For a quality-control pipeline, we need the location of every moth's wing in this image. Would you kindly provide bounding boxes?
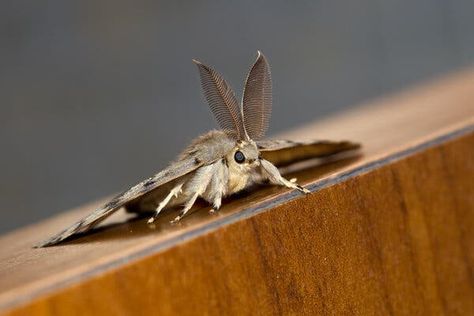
[36,157,204,247]
[242,51,272,140]
[257,139,361,167]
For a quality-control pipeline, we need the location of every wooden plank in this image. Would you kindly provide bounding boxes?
[0,68,473,315]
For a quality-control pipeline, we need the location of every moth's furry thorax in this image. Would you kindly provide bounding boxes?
[179,130,261,195]
[178,130,235,163]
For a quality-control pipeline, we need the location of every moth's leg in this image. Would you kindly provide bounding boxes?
[147,183,183,224]
[260,159,310,194]
[204,159,227,214]
[171,163,217,223]
[170,192,199,224]
[208,193,222,214]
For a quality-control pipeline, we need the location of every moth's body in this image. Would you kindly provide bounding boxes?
[129,130,301,222]
[37,51,359,247]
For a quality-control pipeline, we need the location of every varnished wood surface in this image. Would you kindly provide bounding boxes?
[1,68,473,315]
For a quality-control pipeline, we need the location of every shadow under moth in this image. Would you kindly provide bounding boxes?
[37,51,360,247]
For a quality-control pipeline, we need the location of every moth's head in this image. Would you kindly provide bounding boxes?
[226,139,260,168]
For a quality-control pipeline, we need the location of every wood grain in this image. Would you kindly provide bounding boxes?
[0,68,473,315]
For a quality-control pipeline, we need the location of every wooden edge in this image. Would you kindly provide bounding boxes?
[1,123,472,313]
[0,67,473,313]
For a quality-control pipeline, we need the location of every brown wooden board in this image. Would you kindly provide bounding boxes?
[0,68,473,315]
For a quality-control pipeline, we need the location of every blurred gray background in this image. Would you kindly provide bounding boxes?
[1,1,473,233]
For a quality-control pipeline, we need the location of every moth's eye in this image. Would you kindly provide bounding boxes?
[234,150,245,164]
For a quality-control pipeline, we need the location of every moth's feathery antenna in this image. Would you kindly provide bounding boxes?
[193,59,248,140]
[242,51,272,140]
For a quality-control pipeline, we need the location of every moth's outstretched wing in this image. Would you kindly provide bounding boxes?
[257,139,360,167]
[36,157,205,247]
[242,51,272,140]
[193,59,247,140]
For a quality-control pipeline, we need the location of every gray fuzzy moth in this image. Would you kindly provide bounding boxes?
[37,51,359,247]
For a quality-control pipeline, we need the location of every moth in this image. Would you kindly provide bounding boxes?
[37,51,359,247]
